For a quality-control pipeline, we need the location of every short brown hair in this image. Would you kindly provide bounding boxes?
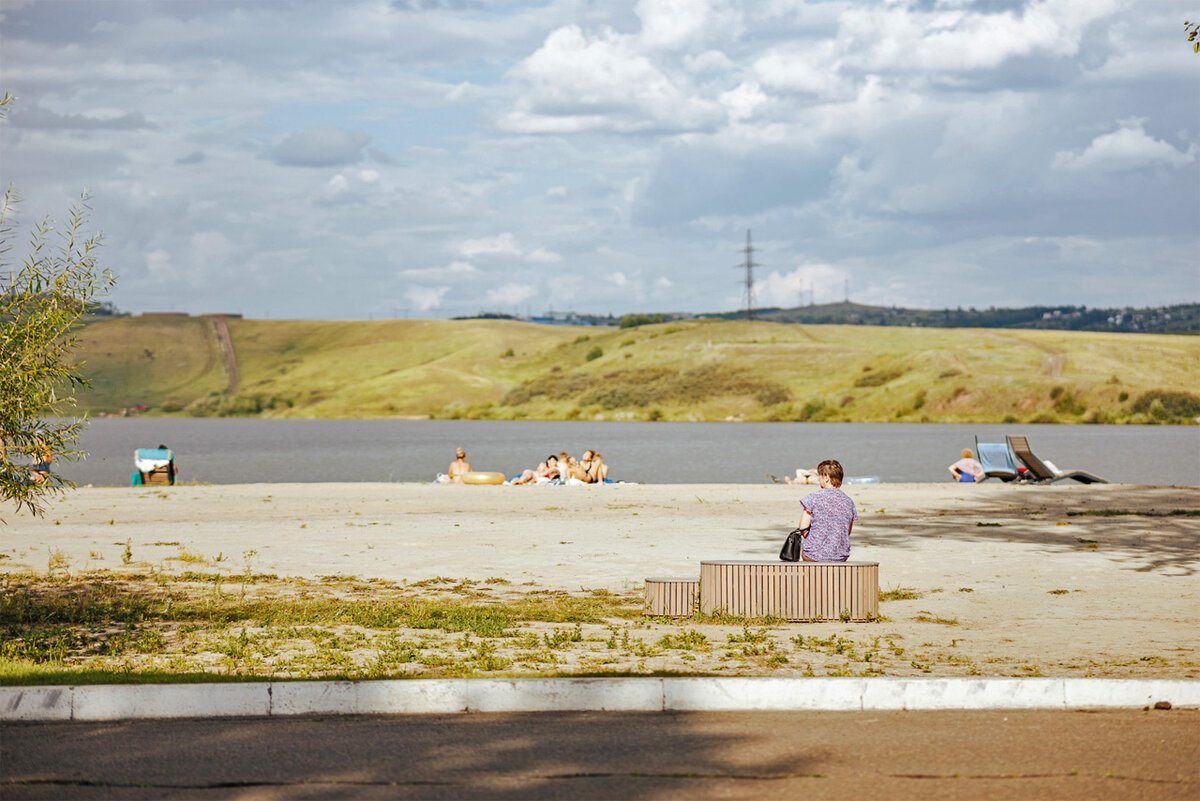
[817,459,844,487]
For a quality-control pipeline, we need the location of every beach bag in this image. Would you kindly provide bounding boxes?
[779,527,808,562]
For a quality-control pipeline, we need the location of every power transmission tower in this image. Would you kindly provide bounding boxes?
[735,229,758,320]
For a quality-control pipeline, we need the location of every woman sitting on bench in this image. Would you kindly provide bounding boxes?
[796,459,858,562]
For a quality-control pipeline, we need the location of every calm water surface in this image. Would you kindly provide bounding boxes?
[54,419,1200,487]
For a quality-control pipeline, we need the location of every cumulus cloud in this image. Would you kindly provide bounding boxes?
[498,23,720,133]
[527,248,561,264]
[1052,118,1195,173]
[486,283,537,306]
[457,233,560,263]
[635,0,715,49]
[144,249,176,284]
[318,168,383,204]
[270,128,371,167]
[753,42,849,99]
[756,264,843,308]
[837,0,1117,73]
[718,81,768,122]
[399,260,477,280]
[405,285,450,312]
[458,233,522,258]
[7,105,155,130]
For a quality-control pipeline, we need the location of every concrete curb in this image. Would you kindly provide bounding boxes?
[3,678,1196,721]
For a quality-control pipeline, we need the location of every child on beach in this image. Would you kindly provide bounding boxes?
[797,459,857,562]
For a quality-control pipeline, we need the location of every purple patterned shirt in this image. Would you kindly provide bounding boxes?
[800,487,858,562]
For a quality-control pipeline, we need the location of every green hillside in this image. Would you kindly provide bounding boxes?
[71,316,1200,424]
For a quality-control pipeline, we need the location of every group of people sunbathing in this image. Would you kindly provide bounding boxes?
[444,447,610,485]
[511,450,610,485]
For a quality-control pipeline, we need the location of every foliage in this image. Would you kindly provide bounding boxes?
[0,94,114,518]
[853,367,905,387]
[501,364,791,410]
[1130,390,1200,422]
[1187,20,1200,53]
[619,313,667,328]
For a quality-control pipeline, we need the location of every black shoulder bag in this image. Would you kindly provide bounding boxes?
[779,526,808,562]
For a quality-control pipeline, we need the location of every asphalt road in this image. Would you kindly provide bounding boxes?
[3,710,1197,800]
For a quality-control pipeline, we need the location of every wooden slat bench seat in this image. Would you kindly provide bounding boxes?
[644,578,700,617]
[143,467,174,486]
[699,561,879,622]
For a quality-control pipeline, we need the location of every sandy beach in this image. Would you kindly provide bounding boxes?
[4,481,1197,679]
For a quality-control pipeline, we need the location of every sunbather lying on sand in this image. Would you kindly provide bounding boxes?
[512,455,562,485]
[786,468,819,485]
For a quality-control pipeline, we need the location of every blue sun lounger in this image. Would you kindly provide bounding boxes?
[974,437,1020,482]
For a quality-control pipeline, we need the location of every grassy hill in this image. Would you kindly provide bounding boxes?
[71,316,1200,424]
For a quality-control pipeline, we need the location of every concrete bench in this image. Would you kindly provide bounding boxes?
[699,560,879,622]
[644,578,699,617]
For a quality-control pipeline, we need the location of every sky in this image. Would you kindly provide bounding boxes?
[1,0,1197,320]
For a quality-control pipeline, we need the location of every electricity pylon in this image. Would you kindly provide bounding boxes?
[735,229,758,321]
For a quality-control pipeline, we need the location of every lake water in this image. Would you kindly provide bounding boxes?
[51,419,1200,486]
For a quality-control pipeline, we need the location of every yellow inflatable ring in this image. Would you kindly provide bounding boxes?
[461,471,505,485]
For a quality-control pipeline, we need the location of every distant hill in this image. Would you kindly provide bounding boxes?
[71,316,1200,424]
[704,302,1199,334]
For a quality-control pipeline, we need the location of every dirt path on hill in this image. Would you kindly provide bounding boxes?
[982,332,1065,378]
[207,315,239,394]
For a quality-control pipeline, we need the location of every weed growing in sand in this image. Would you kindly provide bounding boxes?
[121,540,133,565]
[726,626,776,658]
[46,549,69,578]
[913,612,959,626]
[169,548,209,565]
[658,629,709,651]
[879,587,922,602]
[543,624,583,649]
